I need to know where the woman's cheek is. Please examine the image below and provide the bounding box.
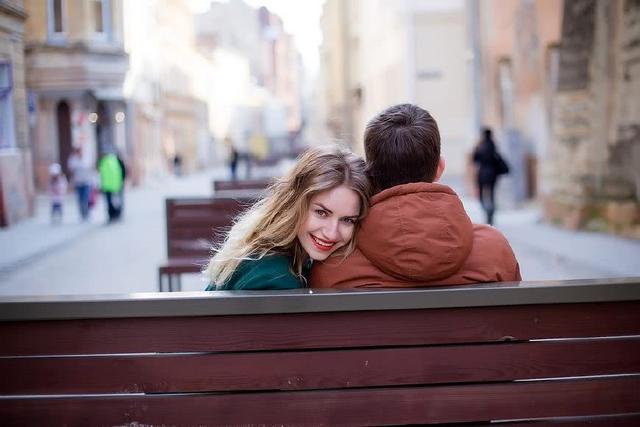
[341,224,355,242]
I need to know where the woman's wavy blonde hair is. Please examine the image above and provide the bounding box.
[205,145,371,287]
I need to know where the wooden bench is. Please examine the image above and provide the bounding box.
[158,197,254,292]
[1,278,639,425]
[212,178,272,197]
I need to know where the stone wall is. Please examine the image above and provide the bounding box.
[546,0,640,238]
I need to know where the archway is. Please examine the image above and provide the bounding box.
[56,100,72,177]
[96,101,112,158]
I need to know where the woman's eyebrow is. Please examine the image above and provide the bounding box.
[314,203,333,214]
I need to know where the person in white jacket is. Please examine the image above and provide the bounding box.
[67,147,94,221]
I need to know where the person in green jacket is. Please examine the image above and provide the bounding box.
[204,146,372,291]
[98,152,124,223]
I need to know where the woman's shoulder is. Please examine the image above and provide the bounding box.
[217,254,303,291]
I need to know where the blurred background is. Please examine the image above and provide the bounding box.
[0,0,639,295]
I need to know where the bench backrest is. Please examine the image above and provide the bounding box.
[165,197,254,260]
[212,178,272,194]
[1,279,639,425]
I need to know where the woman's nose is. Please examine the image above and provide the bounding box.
[322,220,339,240]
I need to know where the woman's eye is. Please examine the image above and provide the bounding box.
[342,217,357,225]
[315,209,327,217]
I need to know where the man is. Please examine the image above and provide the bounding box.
[311,104,521,288]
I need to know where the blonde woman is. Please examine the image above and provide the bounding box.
[204,146,371,291]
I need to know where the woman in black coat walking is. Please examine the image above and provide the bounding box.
[473,127,508,225]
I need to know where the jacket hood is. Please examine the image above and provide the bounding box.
[357,183,473,282]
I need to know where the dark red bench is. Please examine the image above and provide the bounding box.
[212,178,272,197]
[158,197,254,291]
[1,278,639,425]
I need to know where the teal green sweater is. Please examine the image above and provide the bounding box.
[205,255,310,291]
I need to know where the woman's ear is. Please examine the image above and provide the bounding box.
[434,156,446,182]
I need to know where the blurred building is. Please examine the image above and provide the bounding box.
[475,0,640,237]
[318,0,354,148]
[123,0,212,183]
[258,6,304,157]
[0,0,33,227]
[24,0,128,190]
[473,0,563,204]
[195,0,303,162]
[318,0,474,176]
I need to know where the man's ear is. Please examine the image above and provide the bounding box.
[434,156,446,182]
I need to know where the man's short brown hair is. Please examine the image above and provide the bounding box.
[364,104,441,193]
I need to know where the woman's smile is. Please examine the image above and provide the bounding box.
[310,234,337,251]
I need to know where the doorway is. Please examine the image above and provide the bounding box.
[56,100,72,177]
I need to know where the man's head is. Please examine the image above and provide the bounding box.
[364,103,444,193]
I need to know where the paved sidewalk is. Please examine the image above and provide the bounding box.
[1,169,639,296]
[0,168,228,295]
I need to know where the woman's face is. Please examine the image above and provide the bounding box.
[297,184,361,261]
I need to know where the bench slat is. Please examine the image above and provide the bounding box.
[1,302,638,356]
[162,198,253,274]
[488,414,640,426]
[2,337,639,395]
[213,179,271,192]
[158,258,206,274]
[1,377,639,426]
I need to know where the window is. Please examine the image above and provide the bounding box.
[0,63,16,149]
[545,44,560,131]
[93,0,112,38]
[47,0,66,39]
[498,58,514,128]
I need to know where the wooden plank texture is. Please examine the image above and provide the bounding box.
[213,179,271,192]
[2,338,639,395]
[1,302,639,356]
[494,414,640,426]
[165,197,254,258]
[1,376,639,426]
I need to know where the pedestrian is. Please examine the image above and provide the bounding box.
[88,170,100,211]
[311,104,520,289]
[98,151,124,223]
[229,145,239,181]
[204,146,371,291]
[67,147,94,221]
[173,154,182,177]
[116,151,127,219]
[48,163,68,224]
[473,127,510,225]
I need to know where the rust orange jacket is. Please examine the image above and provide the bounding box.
[310,182,521,288]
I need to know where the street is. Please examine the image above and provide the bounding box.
[1,167,639,296]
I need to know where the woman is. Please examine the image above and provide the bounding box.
[473,127,508,225]
[205,146,371,290]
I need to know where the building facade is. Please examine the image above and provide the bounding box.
[0,0,33,227]
[546,0,640,236]
[195,0,303,162]
[24,0,128,190]
[474,0,563,204]
[475,0,639,237]
[124,0,212,182]
[318,0,475,175]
